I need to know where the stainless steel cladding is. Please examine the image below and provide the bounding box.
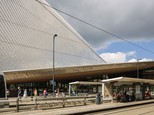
[0,0,105,74]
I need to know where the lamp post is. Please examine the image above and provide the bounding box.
[52,34,57,96]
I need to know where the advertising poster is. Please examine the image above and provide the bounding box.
[136,85,140,94]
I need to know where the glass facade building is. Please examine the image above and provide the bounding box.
[0,0,105,75]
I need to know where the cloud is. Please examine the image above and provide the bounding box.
[128,58,153,62]
[47,0,154,50]
[140,58,153,61]
[128,58,137,62]
[100,51,153,63]
[100,52,127,63]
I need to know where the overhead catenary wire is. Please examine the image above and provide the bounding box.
[35,0,154,55]
[34,0,106,63]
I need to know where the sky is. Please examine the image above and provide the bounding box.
[47,0,154,63]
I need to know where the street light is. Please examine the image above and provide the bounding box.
[52,34,57,96]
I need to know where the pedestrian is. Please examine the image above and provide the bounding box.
[146,89,151,98]
[18,87,22,99]
[56,88,60,97]
[43,88,47,98]
[7,89,10,96]
[33,88,38,97]
[23,89,27,99]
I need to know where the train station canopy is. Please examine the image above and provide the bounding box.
[69,81,102,85]
[3,61,154,84]
[102,77,154,85]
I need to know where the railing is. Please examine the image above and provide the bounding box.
[0,95,96,113]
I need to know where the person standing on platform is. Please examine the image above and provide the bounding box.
[146,89,151,99]
[43,88,47,98]
[33,88,38,97]
[23,89,27,99]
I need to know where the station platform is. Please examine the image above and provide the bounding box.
[1,98,154,115]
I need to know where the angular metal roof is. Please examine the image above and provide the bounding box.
[3,61,154,84]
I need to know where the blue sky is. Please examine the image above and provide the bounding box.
[97,40,154,63]
[47,0,154,63]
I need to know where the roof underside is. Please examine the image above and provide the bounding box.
[3,61,154,84]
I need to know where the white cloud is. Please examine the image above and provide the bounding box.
[47,0,154,60]
[128,58,137,62]
[139,58,153,62]
[100,52,127,63]
[128,58,153,62]
[100,51,153,63]
[47,0,154,49]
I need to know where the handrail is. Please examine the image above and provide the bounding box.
[0,100,15,103]
[0,95,96,112]
[36,95,95,101]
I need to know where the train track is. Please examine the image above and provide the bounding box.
[86,103,154,115]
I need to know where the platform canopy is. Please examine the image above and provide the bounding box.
[3,61,154,84]
[102,77,154,85]
[69,81,102,85]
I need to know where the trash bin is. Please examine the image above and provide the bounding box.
[96,93,101,104]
